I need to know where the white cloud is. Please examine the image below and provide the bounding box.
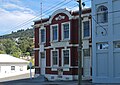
[2,3,35,14]
[0,3,36,35]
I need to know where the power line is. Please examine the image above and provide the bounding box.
[92,17,107,36]
[41,0,73,18]
[2,0,74,34]
[2,0,92,35]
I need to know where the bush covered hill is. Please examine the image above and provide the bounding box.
[0,28,34,59]
[0,28,34,39]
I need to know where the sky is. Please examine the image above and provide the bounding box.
[0,0,91,36]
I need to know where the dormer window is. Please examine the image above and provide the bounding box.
[97,5,108,23]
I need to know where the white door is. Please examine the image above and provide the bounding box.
[83,57,91,78]
[40,52,46,75]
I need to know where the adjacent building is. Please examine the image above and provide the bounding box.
[92,0,120,83]
[34,8,92,81]
[0,54,29,78]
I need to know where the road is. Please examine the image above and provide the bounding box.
[0,73,120,85]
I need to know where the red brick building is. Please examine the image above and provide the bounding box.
[34,8,91,81]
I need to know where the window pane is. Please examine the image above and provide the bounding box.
[64,57,69,65]
[53,57,57,65]
[97,43,108,50]
[104,12,108,22]
[41,29,45,42]
[114,41,120,48]
[83,21,89,37]
[52,26,57,41]
[97,6,108,23]
[41,52,45,58]
[63,24,69,39]
[11,66,15,70]
[83,49,90,56]
[52,51,58,65]
[63,50,69,66]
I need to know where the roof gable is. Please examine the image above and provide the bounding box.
[49,9,72,24]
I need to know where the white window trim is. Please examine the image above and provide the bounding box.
[39,51,46,67]
[51,49,59,67]
[61,22,70,41]
[82,20,91,39]
[62,48,70,67]
[96,5,108,24]
[39,26,46,44]
[50,24,59,42]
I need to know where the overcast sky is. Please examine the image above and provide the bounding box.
[0,0,91,36]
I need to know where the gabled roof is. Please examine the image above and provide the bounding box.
[0,54,29,64]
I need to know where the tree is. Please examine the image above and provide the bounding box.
[0,39,22,57]
[0,40,6,54]
[0,50,6,54]
[18,37,34,56]
[11,45,22,58]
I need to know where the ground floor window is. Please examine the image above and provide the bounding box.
[51,50,59,66]
[11,66,15,71]
[62,49,70,67]
[41,52,45,58]
[114,41,120,49]
[83,49,90,56]
[97,42,108,50]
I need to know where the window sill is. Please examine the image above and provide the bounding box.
[63,66,70,71]
[51,68,57,71]
[39,42,46,45]
[82,37,90,40]
[51,40,58,43]
[51,66,59,71]
[60,39,70,42]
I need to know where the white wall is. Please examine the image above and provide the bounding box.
[92,0,120,83]
[0,63,28,78]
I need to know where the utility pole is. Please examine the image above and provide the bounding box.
[77,0,82,85]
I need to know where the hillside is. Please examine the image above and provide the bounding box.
[0,28,34,39]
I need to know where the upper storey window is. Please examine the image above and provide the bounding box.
[83,21,90,37]
[40,26,46,44]
[62,22,70,40]
[97,6,108,23]
[40,29,45,43]
[51,24,58,42]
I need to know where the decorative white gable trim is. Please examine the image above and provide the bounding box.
[49,9,73,24]
[55,15,65,21]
